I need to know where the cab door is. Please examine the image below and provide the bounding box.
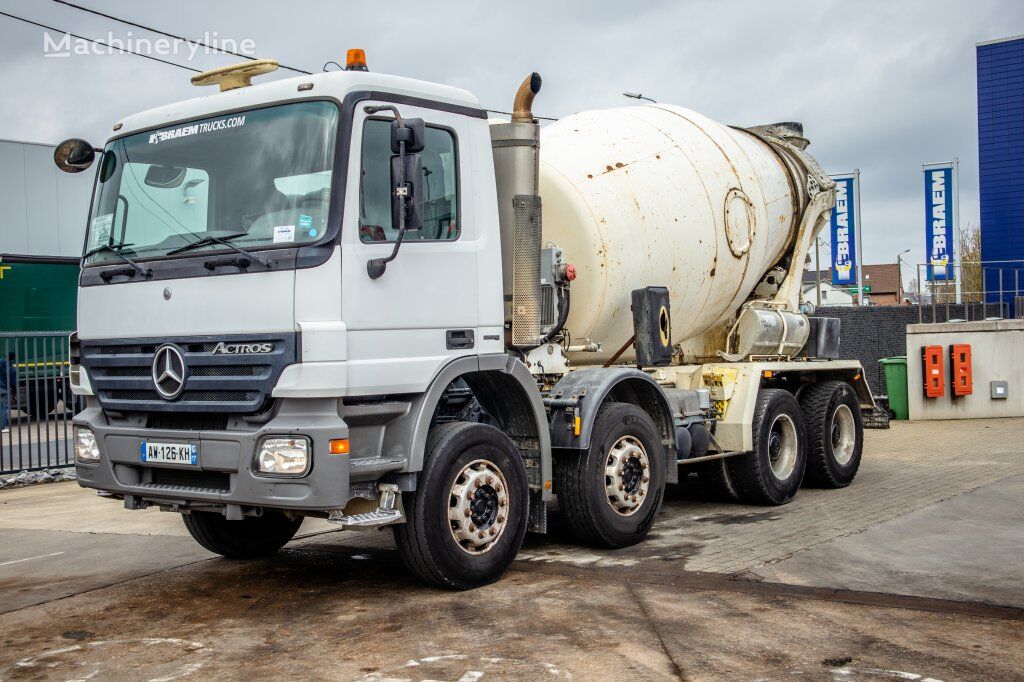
[339,100,500,396]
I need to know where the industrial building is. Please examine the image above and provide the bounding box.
[977,35,1024,314]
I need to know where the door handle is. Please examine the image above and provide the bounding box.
[446,329,475,350]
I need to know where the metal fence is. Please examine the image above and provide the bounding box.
[915,260,1024,323]
[1,331,81,474]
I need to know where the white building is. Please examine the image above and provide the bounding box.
[802,280,855,306]
[0,138,94,257]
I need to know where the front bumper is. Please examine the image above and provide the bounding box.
[74,398,355,512]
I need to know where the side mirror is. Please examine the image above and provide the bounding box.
[144,165,187,188]
[391,118,425,154]
[390,153,424,233]
[54,138,97,173]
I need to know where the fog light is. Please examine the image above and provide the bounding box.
[255,436,310,477]
[75,427,100,462]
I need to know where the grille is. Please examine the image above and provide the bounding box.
[98,367,150,377]
[540,284,556,328]
[103,389,259,402]
[146,413,230,430]
[96,344,155,355]
[145,468,231,492]
[96,365,267,378]
[190,365,267,377]
[81,334,297,414]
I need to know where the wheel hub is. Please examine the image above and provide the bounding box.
[604,436,650,516]
[449,459,510,554]
[469,485,499,528]
[767,414,798,480]
[830,404,856,465]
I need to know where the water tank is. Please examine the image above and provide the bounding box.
[538,104,814,364]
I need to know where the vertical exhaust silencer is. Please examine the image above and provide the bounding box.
[490,73,544,348]
[512,72,542,123]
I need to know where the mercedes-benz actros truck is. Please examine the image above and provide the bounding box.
[59,52,871,589]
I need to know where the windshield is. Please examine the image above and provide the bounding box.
[84,100,339,265]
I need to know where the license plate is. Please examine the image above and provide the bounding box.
[141,441,197,465]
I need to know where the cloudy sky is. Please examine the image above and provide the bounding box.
[0,0,1020,275]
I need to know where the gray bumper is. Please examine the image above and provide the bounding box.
[74,398,356,512]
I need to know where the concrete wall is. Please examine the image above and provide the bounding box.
[906,319,1024,420]
[0,139,93,258]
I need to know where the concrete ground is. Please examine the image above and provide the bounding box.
[1,418,1022,680]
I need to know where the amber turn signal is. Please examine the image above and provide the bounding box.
[329,438,350,455]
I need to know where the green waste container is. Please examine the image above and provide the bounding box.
[879,356,909,420]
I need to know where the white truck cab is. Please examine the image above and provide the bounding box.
[61,54,872,589]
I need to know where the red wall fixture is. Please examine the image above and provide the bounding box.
[950,344,973,397]
[922,345,945,398]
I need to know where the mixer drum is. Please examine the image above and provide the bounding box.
[538,104,812,364]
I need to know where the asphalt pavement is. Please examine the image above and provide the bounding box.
[0,418,1022,680]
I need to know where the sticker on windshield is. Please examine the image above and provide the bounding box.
[298,214,314,236]
[273,225,295,243]
[148,115,246,145]
[90,213,113,248]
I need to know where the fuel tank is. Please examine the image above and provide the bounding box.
[538,105,815,364]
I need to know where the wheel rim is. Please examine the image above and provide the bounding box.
[767,414,798,480]
[604,435,650,516]
[830,404,856,465]
[448,459,510,555]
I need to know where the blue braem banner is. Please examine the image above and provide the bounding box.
[924,164,955,281]
[829,174,858,286]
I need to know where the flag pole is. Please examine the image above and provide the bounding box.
[854,169,864,306]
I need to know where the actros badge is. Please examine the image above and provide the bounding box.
[211,341,273,355]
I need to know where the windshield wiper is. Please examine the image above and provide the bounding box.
[167,232,272,268]
[84,243,152,280]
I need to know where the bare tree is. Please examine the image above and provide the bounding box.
[959,222,983,303]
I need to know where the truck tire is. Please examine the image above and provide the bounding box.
[799,381,863,488]
[182,510,302,559]
[692,458,740,502]
[726,389,806,505]
[555,403,666,548]
[393,421,529,590]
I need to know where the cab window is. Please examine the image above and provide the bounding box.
[359,118,459,242]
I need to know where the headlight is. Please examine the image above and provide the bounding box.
[255,436,311,477]
[75,427,100,462]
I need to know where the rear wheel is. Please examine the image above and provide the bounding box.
[799,381,863,488]
[182,510,302,559]
[555,403,666,548]
[393,422,529,590]
[726,389,806,505]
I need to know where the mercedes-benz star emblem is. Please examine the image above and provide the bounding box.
[152,344,187,400]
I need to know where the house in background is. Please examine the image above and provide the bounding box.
[801,279,855,306]
[802,263,905,306]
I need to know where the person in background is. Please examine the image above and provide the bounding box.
[1,352,16,434]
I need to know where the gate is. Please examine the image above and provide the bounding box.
[1,332,82,474]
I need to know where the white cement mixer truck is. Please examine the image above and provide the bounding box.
[59,53,872,589]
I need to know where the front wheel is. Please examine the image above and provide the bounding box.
[555,402,666,548]
[800,381,864,488]
[393,422,529,590]
[726,389,806,505]
[182,510,302,559]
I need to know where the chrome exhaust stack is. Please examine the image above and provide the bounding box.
[490,73,543,348]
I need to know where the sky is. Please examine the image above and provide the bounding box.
[0,0,1020,276]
